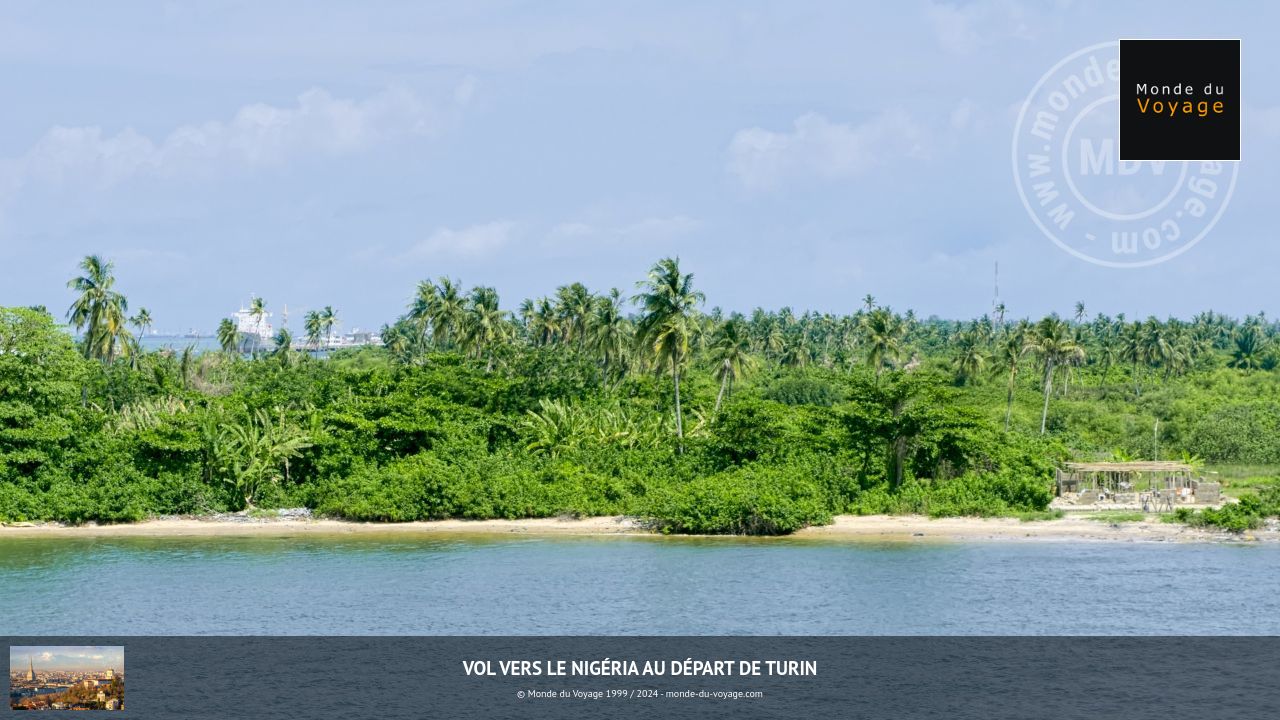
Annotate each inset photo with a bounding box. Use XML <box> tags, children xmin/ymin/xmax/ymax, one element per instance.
<box><xmin>9</xmin><ymin>646</ymin><xmax>124</xmax><ymax>711</ymax></box>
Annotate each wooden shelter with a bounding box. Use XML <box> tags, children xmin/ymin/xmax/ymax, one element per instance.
<box><xmin>1055</xmin><ymin>461</ymin><xmax>1213</xmax><ymax>509</ymax></box>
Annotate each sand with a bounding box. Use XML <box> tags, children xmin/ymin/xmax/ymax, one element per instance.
<box><xmin>0</xmin><ymin>513</ymin><xmax>1273</xmax><ymax>543</ymax></box>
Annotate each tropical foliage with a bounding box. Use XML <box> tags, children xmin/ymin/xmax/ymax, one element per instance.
<box><xmin>4</xmin><ymin>254</ymin><xmax>1280</xmax><ymax>533</ymax></box>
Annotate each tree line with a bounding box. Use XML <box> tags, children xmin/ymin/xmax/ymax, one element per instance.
<box><xmin>8</xmin><ymin>251</ymin><xmax>1275</xmax><ymax>533</ymax></box>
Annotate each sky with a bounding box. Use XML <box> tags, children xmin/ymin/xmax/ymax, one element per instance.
<box><xmin>10</xmin><ymin>646</ymin><xmax>123</xmax><ymax>673</ymax></box>
<box><xmin>0</xmin><ymin>1</ymin><xmax>1277</xmax><ymax>334</ymax></box>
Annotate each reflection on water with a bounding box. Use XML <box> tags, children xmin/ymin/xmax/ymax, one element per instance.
<box><xmin>1</xmin><ymin>535</ymin><xmax>1277</xmax><ymax>635</ymax></box>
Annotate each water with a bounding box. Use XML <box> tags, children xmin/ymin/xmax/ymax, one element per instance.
<box><xmin>1</xmin><ymin>535</ymin><xmax>1277</xmax><ymax>635</ymax></box>
<box><xmin>137</xmin><ymin>336</ymin><xmax>221</xmax><ymax>353</ymax></box>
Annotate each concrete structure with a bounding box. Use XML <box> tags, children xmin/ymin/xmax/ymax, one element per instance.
<box><xmin>1053</xmin><ymin>461</ymin><xmax>1220</xmax><ymax>511</ymax></box>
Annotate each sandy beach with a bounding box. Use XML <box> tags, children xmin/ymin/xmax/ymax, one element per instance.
<box><xmin>0</xmin><ymin>513</ymin><xmax>1274</xmax><ymax>543</ymax></box>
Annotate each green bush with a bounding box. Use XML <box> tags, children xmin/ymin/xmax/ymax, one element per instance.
<box><xmin>848</xmin><ymin>471</ymin><xmax>1053</xmax><ymax>518</ymax></box>
<box><xmin>1176</xmin><ymin>492</ymin><xmax>1278</xmax><ymax>533</ymax></box>
<box><xmin>762</xmin><ymin>376</ymin><xmax>847</xmax><ymax>407</ymax></box>
<box><xmin>314</xmin><ymin>454</ymin><xmax>462</xmax><ymax>521</ymax></box>
<box><xmin>644</xmin><ymin>464</ymin><xmax>832</xmax><ymax>535</ymax></box>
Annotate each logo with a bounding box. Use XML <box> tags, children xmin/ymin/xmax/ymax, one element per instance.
<box><xmin>1119</xmin><ymin>39</ymin><xmax>1240</xmax><ymax>161</ymax></box>
<box><xmin>1012</xmin><ymin>41</ymin><xmax>1238</xmax><ymax>268</ymax></box>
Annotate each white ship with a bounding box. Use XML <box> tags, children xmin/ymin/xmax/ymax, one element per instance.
<box><xmin>233</xmin><ymin>299</ymin><xmax>273</xmax><ymax>348</ymax></box>
<box><xmin>227</xmin><ymin>298</ymin><xmax>381</xmax><ymax>351</ymax></box>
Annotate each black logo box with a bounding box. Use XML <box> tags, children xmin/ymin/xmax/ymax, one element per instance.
<box><xmin>1120</xmin><ymin>39</ymin><xmax>1240</xmax><ymax>161</ymax></box>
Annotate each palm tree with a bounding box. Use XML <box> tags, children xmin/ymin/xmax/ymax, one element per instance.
<box><xmin>709</xmin><ymin>318</ymin><xmax>756</xmax><ymax>413</ymax></box>
<box><xmin>762</xmin><ymin>322</ymin><xmax>785</xmax><ymax>359</ymax></box>
<box><xmin>952</xmin><ymin>329</ymin><xmax>988</xmax><ymax>385</ymax></box>
<box><xmin>130</xmin><ymin>307</ymin><xmax>153</xmax><ymax>337</ymax></box>
<box><xmin>588</xmin><ymin>289</ymin><xmax>629</xmax><ymax>379</ymax></box>
<box><xmin>408</xmin><ymin>279</ymin><xmax>437</xmax><ymax>346</ymax></box>
<box><xmin>1119</xmin><ymin>321</ymin><xmax>1149</xmax><ymax>395</ymax></box>
<box><xmin>431</xmin><ymin>278</ymin><xmax>466</xmax><ymax>348</ymax></box>
<box><xmin>381</xmin><ymin>323</ymin><xmax>411</xmax><ymax>358</ymax></box>
<box><xmin>526</xmin><ymin>297</ymin><xmax>559</xmax><ymax>346</ymax></box>
<box><xmin>997</xmin><ymin>322</ymin><xmax>1028</xmax><ymax>430</ymax></box>
<box><xmin>67</xmin><ymin>254</ymin><xmax>132</xmax><ymax>362</ymax></box>
<box><xmin>633</xmin><ymin>257</ymin><xmax>704</xmax><ymax>447</ymax></box>
<box><xmin>320</xmin><ymin>306</ymin><xmax>338</xmax><ymax>348</ymax></box>
<box><xmin>859</xmin><ymin>307</ymin><xmax>906</xmax><ymax>382</ymax></box>
<box><xmin>248</xmin><ymin>297</ymin><xmax>267</xmax><ymax>353</ymax></box>
<box><xmin>217</xmin><ymin>318</ymin><xmax>241</xmax><ymax>354</ymax></box>
<box><xmin>1025</xmin><ymin>316</ymin><xmax>1084</xmax><ymax>434</ymax></box>
<box><xmin>1094</xmin><ymin>321</ymin><xmax>1120</xmax><ymax>388</ymax></box>
<box><xmin>555</xmin><ymin>282</ymin><xmax>595</xmax><ymax>346</ymax></box>
<box><xmin>1228</xmin><ymin>324</ymin><xmax>1270</xmax><ymax>371</ymax></box>
<box><xmin>303</xmin><ymin>310</ymin><xmax>324</xmax><ymax>351</ymax></box>
<box><xmin>779</xmin><ymin>338</ymin><xmax>810</xmax><ymax>368</ymax></box>
<box><xmin>179</xmin><ymin>345</ymin><xmax>194</xmax><ymax>389</ymax></box>
<box><xmin>462</xmin><ymin>286</ymin><xmax>511</xmax><ymax>370</ymax></box>
<box><xmin>271</xmin><ymin>328</ymin><xmax>296</xmax><ymax>366</ymax></box>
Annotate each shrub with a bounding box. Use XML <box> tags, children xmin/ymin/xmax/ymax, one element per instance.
<box><xmin>1177</xmin><ymin>493</ymin><xmax>1275</xmax><ymax>533</ymax></box>
<box><xmin>644</xmin><ymin>464</ymin><xmax>832</xmax><ymax>535</ymax></box>
<box><xmin>762</xmin><ymin>376</ymin><xmax>847</xmax><ymax>407</ymax></box>
<box><xmin>848</xmin><ymin>471</ymin><xmax>1053</xmax><ymax>518</ymax></box>
<box><xmin>314</xmin><ymin>454</ymin><xmax>459</xmax><ymax>521</ymax></box>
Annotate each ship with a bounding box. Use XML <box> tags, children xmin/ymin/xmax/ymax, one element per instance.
<box><xmin>233</xmin><ymin>298</ymin><xmax>274</xmax><ymax>349</ymax></box>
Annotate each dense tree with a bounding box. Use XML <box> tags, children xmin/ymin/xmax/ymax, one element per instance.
<box><xmin>304</xmin><ymin>310</ymin><xmax>324</xmax><ymax>351</ymax></box>
<box><xmin>9</xmin><ymin>253</ymin><xmax>1280</xmax><ymax>532</ymax></box>
<box><xmin>66</xmin><ymin>255</ymin><xmax>131</xmax><ymax>363</ymax></box>
<box><xmin>217</xmin><ymin>318</ymin><xmax>240</xmax><ymax>354</ymax></box>
<box><xmin>1025</xmin><ymin>316</ymin><xmax>1084</xmax><ymax>434</ymax></box>
<box><xmin>130</xmin><ymin>307</ymin><xmax>153</xmax><ymax>337</ymax></box>
<box><xmin>321</xmin><ymin>306</ymin><xmax>338</xmax><ymax>347</ymax></box>
<box><xmin>248</xmin><ymin>297</ymin><xmax>268</xmax><ymax>353</ymax></box>
<box><xmin>0</xmin><ymin>308</ymin><xmax>87</xmax><ymax>476</ymax></box>
<box><xmin>859</xmin><ymin>307</ymin><xmax>906</xmax><ymax>382</ymax></box>
<box><xmin>709</xmin><ymin>318</ymin><xmax>756</xmax><ymax>414</ymax></box>
<box><xmin>633</xmin><ymin>257</ymin><xmax>704</xmax><ymax>447</ymax></box>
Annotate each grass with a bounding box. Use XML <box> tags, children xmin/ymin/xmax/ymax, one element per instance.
<box><xmin>1011</xmin><ymin>510</ymin><xmax>1064</xmax><ymax>522</ymax></box>
<box><xmin>1203</xmin><ymin>465</ymin><xmax>1280</xmax><ymax>498</ymax></box>
<box><xmin>1084</xmin><ymin>511</ymin><xmax>1149</xmax><ymax>523</ymax></box>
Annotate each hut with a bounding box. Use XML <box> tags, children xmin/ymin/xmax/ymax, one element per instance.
<box><xmin>1055</xmin><ymin>461</ymin><xmax>1217</xmax><ymax>510</ymax></box>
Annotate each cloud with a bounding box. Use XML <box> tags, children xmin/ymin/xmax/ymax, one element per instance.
<box><xmin>925</xmin><ymin>1</ymin><xmax>1040</xmax><ymax>55</ymax></box>
<box><xmin>1247</xmin><ymin>104</ymin><xmax>1280</xmax><ymax>140</ymax></box>
<box><xmin>927</xmin><ymin>2</ymin><xmax>984</xmax><ymax>55</ymax></box>
<box><xmin>405</xmin><ymin>221</ymin><xmax>516</xmax><ymax>260</ymax></box>
<box><xmin>548</xmin><ymin>214</ymin><xmax>699</xmax><ymax>244</ymax></box>
<box><xmin>727</xmin><ymin>111</ymin><xmax>926</xmax><ymax>191</ymax></box>
<box><xmin>2</xmin><ymin>86</ymin><xmax>446</xmax><ymax>196</ymax></box>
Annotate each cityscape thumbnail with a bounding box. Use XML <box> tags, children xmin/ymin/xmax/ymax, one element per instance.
<box><xmin>9</xmin><ymin>646</ymin><xmax>124</xmax><ymax>711</ymax></box>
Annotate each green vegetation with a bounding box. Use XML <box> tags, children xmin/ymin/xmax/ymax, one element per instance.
<box><xmin>1171</xmin><ymin>488</ymin><xmax>1280</xmax><ymax>533</ymax></box>
<box><xmin>1085</xmin><ymin>511</ymin><xmax>1149</xmax><ymax>523</ymax></box>
<box><xmin>4</xmin><ymin>255</ymin><xmax>1280</xmax><ymax>534</ymax></box>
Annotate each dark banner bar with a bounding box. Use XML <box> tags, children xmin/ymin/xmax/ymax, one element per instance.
<box><xmin>6</xmin><ymin>636</ymin><xmax>1279</xmax><ymax>719</ymax></box>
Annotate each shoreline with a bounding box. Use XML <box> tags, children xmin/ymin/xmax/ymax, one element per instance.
<box><xmin>0</xmin><ymin>513</ymin><xmax>1273</xmax><ymax>543</ymax></box>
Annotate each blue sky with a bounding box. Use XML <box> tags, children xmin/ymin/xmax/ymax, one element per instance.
<box><xmin>10</xmin><ymin>646</ymin><xmax>123</xmax><ymax>672</ymax></box>
<box><xmin>0</xmin><ymin>1</ymin><xmax>1276</xmax><ymax>333</ymax></box>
